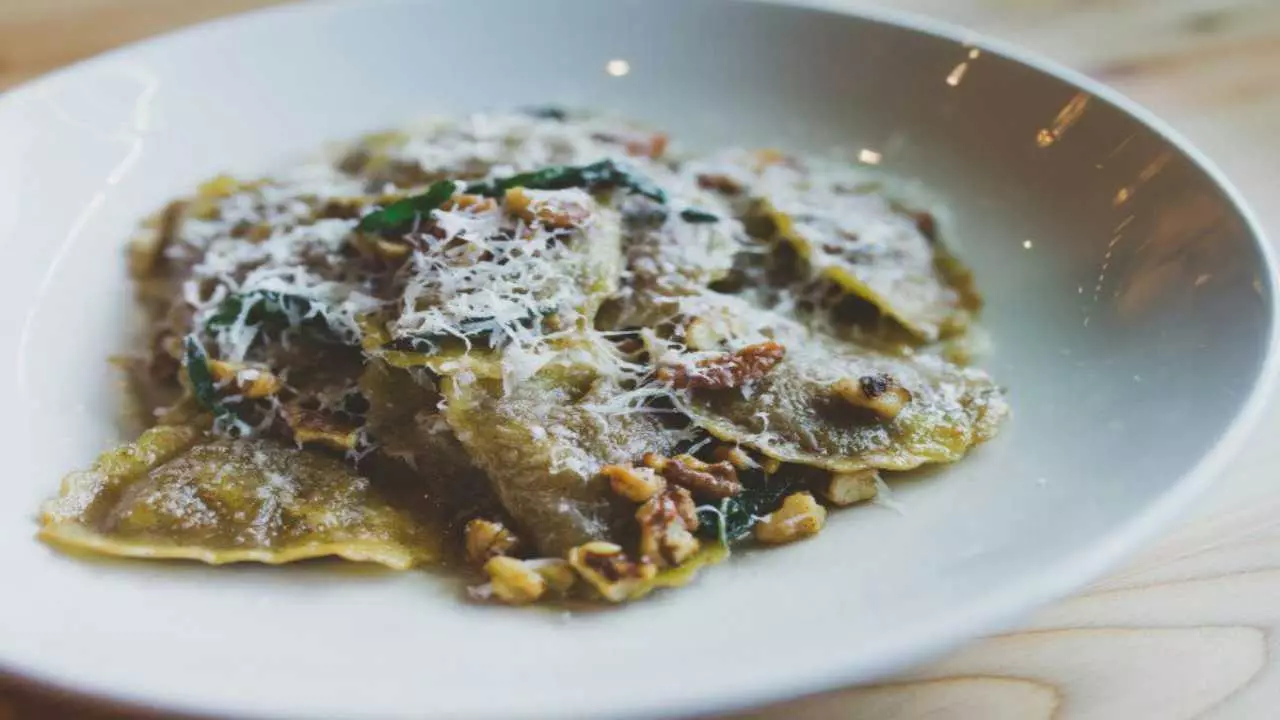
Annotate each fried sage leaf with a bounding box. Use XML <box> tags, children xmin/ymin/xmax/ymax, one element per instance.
<box><xmin>355</xmin><ymin>180</ymin><xmax>457</xmax><ymax>235</ymax></box>
<box><xmin>466</xmin><ymin>159</ymin><xmax>666</xmax><ymax>203</ymax></box>
<box><xmin>39</xmin><ymin>426</ymin><xmax>438</xmax><ymax>568</ymax></box>
<box><xmin>697</xmin><ymin>476</ymin><xmax>801</xmax><ymax>544</ymax></box>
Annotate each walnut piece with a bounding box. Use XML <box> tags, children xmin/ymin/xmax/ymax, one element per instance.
<box><xmin>483</xmin><ymin>556</ymin><xmax>546</xmax><ymax>605</ymax></box>
<box><xmin>600</xmin><ymin>464</ymin><xmax>665</xmax><ymax>503</ymax></box>
<box><xmin>833</xmin><ymin>373</ymin><xmax>913</xmax><ymax>420</ymax></box>
<box><xmin>642</xmin><ymin>453</ymin><xmax>742</xmax><ymax>501</ymax></box>
<box><xmin>567</xmin><ymin>542</ymin><xmax>657</xmax><ymax>603</ymax></box>
<box><xmin>696</xmin><ymin>173</ymin><xmax>744</xmax><ymax>195</ymax></box>
<box><xmin>282</xmin><ymin>405</ymin><xmax>361</xmax><ymax>451</ymax></box>
<box><xmin>822</xmin><ymin>469</ymin><xmax>880</xmax><ymax>507</ymax></box>
<box><xmin>504</xmin><ymin>187</ymin><xmax>591</xmax><ymax>228</ymax></box>
<box><xmin>527</xmin><ymin>558</ymin><xmax>577</xmax><ymax>596</ymax></box>
<box><xmin>464</xmin><ymin>518</ymin><xmax>521</xmax><ymax>565</ymax></box>
<box><xmin>754</xmin><ymin>492</ymin><xmax>827</xmax><ymax>545</ymax></box>
<box><xmin>636</xmin><ymin>486</ymin><xmax>701</xmax><ymax>568</ymax></box>
<box><xmin>207</xmin><ymin>359</ymin><xmax>281</xmax><ymax>399</ymax></box>
<box><xmin>657</xmin><ymin>341</ymin><xmax>786</xmax><ymax>390</ymax></box>
<box><xmin>712</xmin><ymin>445</ymin><xmax>756</xmax><ymax>471</ymax></box>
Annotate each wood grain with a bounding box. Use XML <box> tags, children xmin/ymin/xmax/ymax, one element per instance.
<box><xmin>3</xmin><ymin>1</ymin><xmax>1279</xmax><ymax>718</ymax></box>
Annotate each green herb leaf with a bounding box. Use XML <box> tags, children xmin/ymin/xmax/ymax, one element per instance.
<box><xmin>206</xmin><ymin>290</ymin><xmax>353</xmax><ymax>345</ymax></box>
<box><xmin>696</xmin><ymin>476</ymin><xmax>799</xmax><ymax>544</ymax></box>
<box><xmin>207</xmin><ymin>290</ymin><xmax>313</xmax><ymax>329</ymax></box>
<box><xmin>679</xmin><ymin>208</ymin><xmax>719</xmax><ymax>224</ymax></box>
<box><xmin>183</xmin><ymin>335</ymin><xmax>228</xmax><ymax>417</ymax></box>
<box><xmin>467</xmin><ymin>159</ymin><xmax>667</xmax><ymax>203</ymax></box>
<box><xmin>355</xmin><ymin>180</ymin><xmax>457</xmax><ymax>235</ymax></box>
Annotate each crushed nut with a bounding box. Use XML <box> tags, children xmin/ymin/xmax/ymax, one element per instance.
<box><xmin>567</xmin><ymin>541</ymin><xmax>657</xmax><ymax>603</ymax></box>
<box><xmin>682</xmin><ymin>316</ymin><xmax>727</xmax><ymax>352</ymax></box>
<box><xmin>282</xmin><ymin>405</ymin><xmax>361</xmax><ymax>451</ymax></box>
<box><xmin>712</xmin><ymin>445</ymin><xmax>756</xmax><ymax>471</ymax></box>
<box><xmin>207</xmin><ymin>360</ymin><xmax>281</xmax><ymax>399</ymax></box>
<box><xmin>696</xmin><ymin>173</ymin><xmax>744</xmax><ymax>195</ymax></box>
<box><xmin>822</xmin><ymin>469</ymin><xmax>880</xmax><ymax>507</ymax></box>
<box><xmin>527</xmin><ymin>558</ymin><xmax>577</xmax><ymax>596</ymax></box>
<box><xmin>372</xmin><ymin>238</ymin><xmax>412</xmax><ymax>261</ymax></box>
<box><xmin>504</xmin><ymin>187</ymin><xmax>591</xmax><ymax>228</ymax></box>
<box><xmin>464</xmin><ymin>518</ymin><xmax>521</xmax><ymax>565</ymax></box>
<box><xmin>441</xmin><ymin>193</ymin><xmax>498</xmax><ymax>213</ymax></box>
<box><xmin>626</xmin><ymin>132</ymin><xmax>668</xmax><ymax>159</ymax></box>
<box><xmin>593</xmin><ymin>131</ymin><xmax>668</xmax><ymax>159</ymax></box>
<box><xmin>754</xmin><ymin>492</ymin><xmax>827</xmax><ymax>545</ymax></box>
<box><xmin>637</xmin><ymin>486</ymin><xmax>701</xmax><ymax>568</ymax></box>
<box><xmin>833</xmin><ymin>374</ymin><xmax>913</xmax><ymax>420</ymax></box>
<box><xmin>912</xmin><ymin>210</ymin><xmax>937</xmax><ymax>242</ymax></box>
<box><xmin>483</xmin><ymin>556</ymin><xmax>546</xmax><ymax>605</ymax></box>
<box><xmin>656</xmin><ymin>341</ymin><xmax>786</xmax><ymax>390</ymax></box>
<box><xmin>601</xmin><ymin>464</ymin><xmax>665</xmax><ymax>503</ymax></box>
<box><xmin>643</xmin><ymin>453</ymin><xmax>742</xmax><ymax>500</ymax></box>
<box><xmin>753</xmin><ymin>149</ymin><xmax>790</xmax><ymax>169</ymax></box>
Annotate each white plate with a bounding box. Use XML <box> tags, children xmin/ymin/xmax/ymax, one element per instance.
<box><xmin>0</xmin><ymin>1</ymin><xmax>1275</xmax><ymax>718</ymax></box>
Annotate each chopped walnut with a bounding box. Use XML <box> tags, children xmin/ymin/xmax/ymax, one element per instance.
<box><xmin>600</xmin><ymin>464</ymin><xmax>665</xmax><ymax>503</ymax></box>
<box><xmin>282</xmin><ymin>405</ymin><xmax>361</xmax><ymax>451</ymax></box>
<box><xmin>464</xmin><ymin>518</ymin><xmax>521</xmax><ymax>565</ymax></box>
<box><xmin>682</xmin><ymin>317</ymin><xmax>719</xmax><ymax>352</ymax></box>
<box><xmin>592</xmin><ymin>131</ymin><xmax>668</xmax><ymax>159</ymax></box>
<box><xmin>821</xmin><ymin>469</ymin><xmax>880</xmax><ymax>507</ymax></box>
<box><xmin>504</xmin><ymin>187</ymin><xmax>591</xmax><ymax>228</ymax></box>
<box><xmin>625</xmin><ymin>132</ymin><xmax>668</xmax><ymax>159</ymax></box>
<box><xmin>754</xmin><ymin>492</ymin><xmax>827</xmax><ymax>545</ymax></box>
<box><xmin>207</xmin><ymin>360</ymin><xmax>281</xmax><ymax>399</ymax></box>
<box><xmin>833</xmin><ymin>374</ymin><xmax>912</xmax><ymax>420</ymax></box>
<box><xmin>912</xmin><ymin>211</ymin><xmax>937</xmax><ymax>242</ymax></box>
<box><xmin>696</xmin><ymin>173</ymin><xmax>744</xmax><ymax>195</ymax></box>
<box><xmin>753</xmin><ymin>149</ymin><xmax>790</xmax><ymax>169</ymax></box>
<box><xmin>712</xmin><ymin>445</ymin><xmax>756</xmax><ymax>471</ymax></box>
<box><xmin>483</xmin><ymin>556</ymin><xmax>546</xmax><ymax>605</ymax></box>
<box><xmin>371</xmin><ymin>238</ymin><xmax>412</xmax><ymax>261</ymax></box>
<box><xmin>636</xmin><ymin>486</ymin><xmax>701</xmax><ymax>568</ymax></box>
<box><xmin>441</xmin><ymin>193</ymin><xmax>498</xmax><ymax>214</ymax></box>
<box><xmin>527</xmin><ymin>558</ymin><xmax>577</xmax><ymax>596</ymax></box>
<box><xmin>656</xmin><ymin>341</ymin><xmax>786</xmax><ymax>390</ymax></box>
<box><xmin>643</xmin><ymin>453</ymin><xmax>742</xmax><ymax>501</ymax></box>
<box><xmin>567</xmin><ymin>542</ymin><xmax>657</xmax><ymax>603</ymax></box>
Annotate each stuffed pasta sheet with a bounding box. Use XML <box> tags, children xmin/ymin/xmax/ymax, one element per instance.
<box><xmin>39</xmin><ymin>110</ymin><xmax>1008</xmax><ymax>605</ymax></box>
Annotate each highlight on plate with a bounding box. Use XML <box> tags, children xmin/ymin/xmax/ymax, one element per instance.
<box><xmin>37</xmin><ymin>109</ymin><xmax>1008</xmax><ymax>605</ymax></box>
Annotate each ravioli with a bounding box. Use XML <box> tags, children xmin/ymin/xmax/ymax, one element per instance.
<box><xmin>651</xmin><ymin>294</ymin><xmax>1005</xmax><ymax>472</ymax></box>
<box><xmin>40</xmin><ymin>426</ymin><xmax>438</xmax><ymax>568</ymax></box>
<box><xmin>443</xmin><ymin>340</ymin><xmax>680</xmax><ymax>556</ymax></box>
<box><xmin>337</xmin><ymin>111</ymin><xmax>672</xmax><ymax>190</ymax></box>
<box><xmin>42</xmin><ymin>109</ymin><xmax>1009</xmax><ymax>606</ymax></box>
<box><xmin>678</xmin><ymin>346</ymin><xmax>1006</xmax><ymax>472</ymax></box>
<box><xmin>358</xmin><ymin>359</ymin><xmax>490</xmax><ymax>492</ymax></box>
<box><xmin>599</xmin><ymin>180</ymin><xmax>745</xmax><ymax>329</ymax></box>
<box><xmin>687</xmin><ymin>151</ymin><xmax>976</xmax><ymax>342</ymax></box>
<box><xmin>376</xmin><ymin>187</ymin><xmax>624</xmax><ymax>367</ymax></box>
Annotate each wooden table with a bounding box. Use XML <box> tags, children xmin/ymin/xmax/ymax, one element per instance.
<box><xmin>3</xmin><ymin>1</ymin><xmax>1278</xmax><ymax>717</ymax></box>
